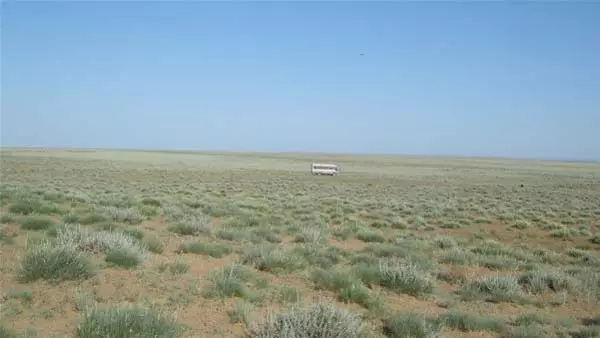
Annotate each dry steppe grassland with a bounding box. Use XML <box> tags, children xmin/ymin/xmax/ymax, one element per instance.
<box><xmin>0</xmin><ymin>148</ymin><xmax>599</xmax><ymax>338</ymax></box>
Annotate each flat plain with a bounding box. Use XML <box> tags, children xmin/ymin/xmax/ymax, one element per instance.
<box><xmin>1</xmin><ymin>148</ymin><xmax>599</xmax><ymax>338</ymax></box>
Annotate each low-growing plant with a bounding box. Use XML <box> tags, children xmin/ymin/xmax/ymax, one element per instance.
<box><xmin>378</xmin><ymin>259</ymin><xmax>435</xmax><ymax>297</ymax></box>
<box><xmin>168</xmin><ymin>214</ymin><xmax>212</xmax><ymax>236</ymax></box>
<box><xmin>145</xmin><ymin>236</ymin><xmax>164</xmax><ymax>254</ymax></box>
<box><xmin>177</xmin><ymin>241</ymin><xmax>232</xmax><ymax>258</ymax></box>
<box><xmin>294</xmin><ymin>226</ymin><xmax>326</xmax><ymax>244</ymax></box>
<box><xmin>76</xmin><ymin>306</ymin><xmax>184</xmax><ymax>338</ymax></box>
<box><xmin>205</xmin><ymin>264</ymin><xmax>253</xmax><ymax>299</ymax></box>
<box><xmin>311</xmin><ymin>268</ymin><xmax>381</xmax><ymax>310</ymax></box>
<box><xmin>20</xmin><ymin>215</ymin><xmax>56</xmax><ymax>231</ymax></box>
<box><xmin>17</xmin><ymin>241</ymin><xmax>94</xmax><ymax>283</ymax></box>
<box><xmin>105</xmin><ymin>247</ymin><xmax>143</xmax><ymax>268</ymax></box>
<box><xmin>461</xmin><ymin>275</ymin><xmax>524</xmax><ymax>303</ymax></box>
<box><xmin>356</xmin><ymin>229</ymin><xmax>386</xmax><ymax>243</ymax></box>
<box><xmin>436</xmin><ymin>312</ymin><xmax>505</xmax><ymax>333</ymax></box>
<box><xmin>383</xmin><ymin>312</ymin><xmax>442</xmax><ymax>338</ymax></box>
<box><xmin>246</xmin><ymin>303</ymin><xmax>365</xmax><ymax>338</ymax></box>
<box><xmin>518</xmin><ymin>270</ymin><xmax>576</xmax><ymax>294</ymax></box>
<box><xmin>228</xmin><ymin>300</ymin><xmax>253</xmax><ymax>326</ymax></box>
<box><xmin>239</xmin><ymin>245</ymin><xmax>304</xmax><ymax>274</ymax></box>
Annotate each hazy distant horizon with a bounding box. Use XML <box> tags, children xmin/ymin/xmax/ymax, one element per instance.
<box><xmin>2</xmin><ymin>146</ymin><xmax>598</xmax><ymax>164</ymax></box>
<box><xmin>2</xmin><ymin>2</ymin><xmax>599</xmax><ymax>161</ymax></box>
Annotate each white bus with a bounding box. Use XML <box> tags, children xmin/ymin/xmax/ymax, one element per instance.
<box><xmin>311</xmin><ymin>163</ymin><xmax>340</xmax><ymax>176</ymax></box>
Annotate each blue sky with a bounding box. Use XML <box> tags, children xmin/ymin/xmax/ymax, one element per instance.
<box><xmin>2</xmin><ymin>2</ymin><xmax>599</xmax><ymax>160</ymax></box>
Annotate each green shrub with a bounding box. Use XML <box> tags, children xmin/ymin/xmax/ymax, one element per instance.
<box><xmin>177</xmin><ymin>242</ymin><xmax>231</xmax><ymax>258</ymax></box>
<box><xmin>76</xmin><ymin>306</ymin><xmax>183</xmax><ymax>338</ymax></box>
<box><xmin>205</xmin><ymin>264</ymin><xmax>252</xmax><ymax>299</ymax></box>
<box><xmin>378</xmin><ymin>260</ymin><xmax>435</xmax><ymax>297</ymax></box>
<box><xmin>239</xmin><ymin>245</ymin><xmax>304</xmax><ymax>274</ymax></box>
<box><xmin>20</xmin><ymin>215</ymin><xmax>56</xmax><ymax>230</ymax></box>
<box><xmin>102</xmin><ymin>207</ymin><xmax>143</xmax><ymax>225</ymax></box>
<box><xmin>246</xmin><ymin>303</ymin><xmax>365</xmax><ymax>338</ymax></box>
<box><xmin>518</xmin><ymin>270</ymin><xmax>575</xmax><ymax>294</ymax></box>
<box><xmin>461</xmin><ymin>275</ymin><xmax>524</xmax><ymax>303</ymax></box>
<box><xmin>105</xmin><ymin>247</ymin><xmax>143</xmax><ymax>268</ymax></box>
<box><xmin>145</xmin><ymin>236</ymin><xmax>164</xmax><ymax>254</ymax></box>
<box><xmin>356</xmin><ymin>230</ymin><xmax>386</xmax><ymax>243</ymax></box>
<box><xmin>168</xmin><ymin>215</ymin><xmax>212</xmax><ymax>236</ymax></box>
<box><xmin>311</xmin><ymin>268</ymin><xmax>380</xmax><ymax>310</ymax></box>
<box><xmin>436</xmin><ymin>312</ymin><xmax>504</xmax><ymax>332</ymax></box>
<box><xmin>17</xmin><ymin>241</ymin><xmax>94</xmax><ymax>283</ymax></box>
<box><xmin>383</xmin><ymin>312</ymin><xmax>441</xmax><ymax>338</ymax></box>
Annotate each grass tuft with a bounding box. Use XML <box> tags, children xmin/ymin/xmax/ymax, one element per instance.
<box><xmin>177</xmin><ymin>241</ymin><xmax>232</xmax><ymax>258</ymax></box>
<box><xmin>76</xmin><ymin>306</ymin><xmax>184</xmax><ymax>338</ymax></box>
<box><xmin>246</xmin><ymin>303</ymin><xmax>365</xmax><ymax>338</ymax></box>
<box><xmin>17</xmin><ymin>241</ymin><xmax>94</xmax><ymax>283</ymax></box>
<box><xmin>20</xmin><ymin>215</ymin><xmax>56</xmax><ymax>231</ymax></box>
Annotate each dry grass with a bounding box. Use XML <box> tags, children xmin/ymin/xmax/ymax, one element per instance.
<box><xmin>0</xmin><ymin>148</ymin><xmax>599</xmax><ymax>337</ymax></box>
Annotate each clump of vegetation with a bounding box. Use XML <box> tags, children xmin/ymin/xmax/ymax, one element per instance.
<box><xmin>205</xmin><ymin>264</ymin><xmax>253</xmax><ymax>299</ymax></box>
<box><xmin>105</xmin><ymin>247</ymin><xmax>144</xmax><ymax>268</ymax></box>
<box><xmin>168</xmin><ymin>214</ymin><xmax>212</xmax><ymax>236</ymax></box>
<box><xmin>19</xmin><ymin>215</ymin><xmax>56</xmax><ymax>230</ymax></box>
<box><xmin>177</xmin><ymin>241</ymin><xmax>232</xmax><ymax>258</ymax></box>
<box><xmin>17</xmin><ymin>241</ymin><xmax>94</xmax><ymax>283</ymax></box>
<box><xmin>311</xmin><ymin>268</ymin><xmax>381</xmax><ymax>310</ymax></box>
<box><xmin>246</xmin><ymin>303</ymin><xmax>365</xmax><ymax>338</ymax></box>
<box><xmin>239</xmin><ymin>245</ymin><xmax>304</xmax><ymax>274</ymax></box>
<box><xmin>377</xmin><ymin>259</ymin><xmax>435</xmax><ymax>297</ymax></box>
<box><xmin>461</xmin><ymin>275</ymin><xmax>524</xmax><ymax>303</ymax></box>
<box><xmin>356</xmin><ymin>229</ymin><xmax>386</xmax><ymax>243</ymax></box>
<box><xmin>383</xmin><ymin>312</ymin><xmax>442</xmax><ymax>338</ymax></box>
<box><xmin>101</xmin><ymin>206</ymin><xmax>143</xmax><ymax>225</ymax></box>
<box><xmin>294</xmin><ymin>226</ymin><xmax>326</xmax><ymax>244</ymax></box>
<box><xmin>518</xmin><ymin>270</ymin><xmax>576</xmax><ymax>294</ymax></box>
<box><xmin>145</xmin><ymin>236</ymin><xmax>164</xmax><ymax>253</ymax></box>
<box><xmin>76</xmin><ymin>306</ymin><xmax>184</xmax><ymax>338</ymax></box>
<box><xmin>436</xmin><ymin>312</ymin><xmax>505</xmax><ymax>332</ymax></box>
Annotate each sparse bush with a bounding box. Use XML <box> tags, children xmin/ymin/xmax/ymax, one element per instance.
<box><xmin>246</xmin><ymin>303</ymin><xmax>365</xmax><ymax>338</ymax></box>
<box><xmin>1</xmin><ymin>214</ymin><xmax>17</xmax><ymax>223</ymax></box>
<box><xmin>76</xmin><ymin>306</ymin><xmax>183</xmax><ymax>338</ymax></box>
<box><xmin>168</xmin><ymin>214</ymin><xmax>212</xmax><ymax>236</ymax></box>
<box><xmin>518</xmin><ymin>270</ymin><xmax>576</xmax><ymax>294</ymax></box>
<box><xmin>239</xmin><ymin>245</ymin><xmax>304</xmax><ymax>273</ymax></box>
<box><xmin>311</xmin><ymin>268</ymin><xmax>380</xmax><ymax>310</ymax></box>
<box><xmin>433</xmin><ymin>236</ymin><xmax>458</xmax><ymax>249</ymax></box>
<box><xmin>105</xmin><ymin>247</ymin><xmax>143</xmax><ymax>268</ymax></box>
<box><xmin>513</xmin><ymin>313</ymin><xmax>550</xmax><ymax>326</ymax></box>
<box><xmin>205</xmin><ymin>264</ymin><xmax>252</xmax><ymax>299</ymax></box>
<box><xmin>436</xmin><ymin>312</ymin><xmax>505</xmax><ymax>332</ymax></box>
<box><xmin>383</xmin><ymin>312</ymin><xmax>442</xmax><ymax>338</ymax></box>
<box><xmin>294</xmin><ymin>226</ymin><xmax>326</xmax><ymax>244</ymax></box>
<box><xmin>79</xmin><ymin>213</ymin><xmax>110</xmax><ymax>225</ymax></box>
<box><xmin>102</xmin><ymin>206</ymin><xmax>143</xmax><ymax>225</ymax></box>
<box><xmin>56</xmin><ymin>224</ymin><xmax>146</xmax><ymax>260</ymax></box>
<box><xmin>378</xmin><ymin>259</ymin><xmax>435</xmax><ymax>297</ymax></box>
<box><xmin>461</xmin><ymin>275</ymin><xmax>524</xmax><ymax>303</ymax></box>
<box><xmin>159</xmin><ymin>260</ymin><xmax>189</xmax><ymax>275</ymax></box>
<box><xmin>217</xmin><ymin>229</ymin><xmax>246</xmax><ymax>241</ymax></box>
<box><xmin>145</xmin><ymin>236</ymin><xmax>164</xmax><ymax>253</ymax></box>
<box><xmin>438</xmin><ymin>248</ymin><xmax>475</xmax><ymax>266</ymax></box>
<box><xmin>178</xmin><ymin>241</ymin><xmax>232</xmax><ymax>258</ymax></box>
<box><xmin>20</xmin><ymin>215</ymin><xmax>56</xmax><ymax>230</ymax></box>
<box><xmin>356</xmin><ymin>229</ymin><xmax>386</xmax><ymax>243</ymax></box>
<box><xmin>228</xmin><ymin>300</ymin><xmax>253</xmax><ymax>325</ymax></box>
<box><xmin>17</xmin><ymin>241</ymin><xmax>94</xmax><ymax>283</ymax></box>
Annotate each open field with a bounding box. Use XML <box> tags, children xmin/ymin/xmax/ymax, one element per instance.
<box><xmin>1</xmin><ymin>148</ymin><xmax>599</xmax><ymax>338</ymax></box>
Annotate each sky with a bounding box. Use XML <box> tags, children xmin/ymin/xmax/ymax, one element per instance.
<box><xmin>1</xmin><ymin>2</ymin><xmax>599</xmax><ymax>161</ymax></box>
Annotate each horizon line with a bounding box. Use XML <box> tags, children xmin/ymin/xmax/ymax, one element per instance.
<box><xmin>1</xmin><ymin>145</ymin><xmax>598</xmax><ymax>164</ymax></box>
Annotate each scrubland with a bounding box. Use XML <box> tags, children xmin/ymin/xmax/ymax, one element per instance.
<box><xmin>0</xmin><ymin>148</ymin><xmax>599</xmax><ymax>338</ymax></box>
